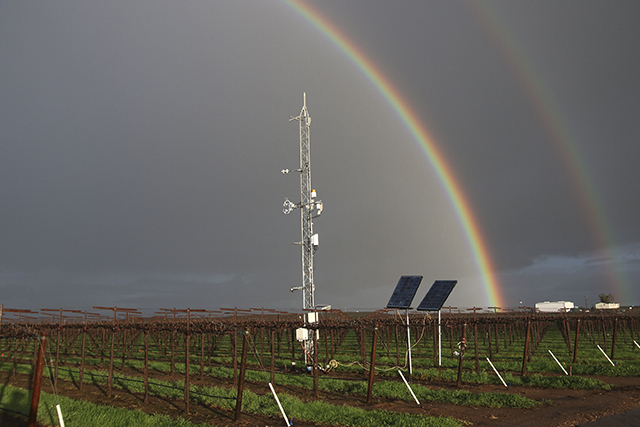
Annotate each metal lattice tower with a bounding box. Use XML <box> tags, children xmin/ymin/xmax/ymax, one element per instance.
<box><xmin>282</xmin><ymin>93</ymin><xmax>323</xmax><ymax>311</ymax></box>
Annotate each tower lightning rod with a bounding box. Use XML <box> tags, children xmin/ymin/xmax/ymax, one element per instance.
<box><xmin>282</xmin><ymin>93</ymin><xmax>323</xmax><ymax>311</ymax></box>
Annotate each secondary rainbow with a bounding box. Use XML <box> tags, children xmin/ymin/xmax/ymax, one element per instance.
<box><xmin>470</xmin><ymin>3</ymin><xmax>632</xmax><ymax>305</ymax></box>
<box><xmin>283</xmin><ymin>0</ymin><xmax>506</xmax><ymax>308</ymax></box>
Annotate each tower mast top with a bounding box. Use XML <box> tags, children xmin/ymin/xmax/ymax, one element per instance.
<box><xmin>282</xmin><ymin>93</ymin><xmax>323</xmax><ymax>311</ymax></box>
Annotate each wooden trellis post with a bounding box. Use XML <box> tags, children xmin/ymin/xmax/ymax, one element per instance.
<box><xmin>521</xmin><ymin>320</ymin><xmax>531</xmax><ymax>376</ymax></box>
<box><xmin>457</xmin><ymin>323</ymin><xmax>467</xmax><ymax>387</ymax></box>
<box><xmin>234</xmin><ymin>331</ymin><xmax>250</xmax><ymax>421</ymax></box>
<box><xmin>79</xmin><ymin>324</ymin><xmax>87</xmax><ymax>392</ymax></box>
<box><xmin>144</xmin><ymin>329</ymin><xmax>150</xmax><ymax>404</ymax></box>
<box><xmin>611</xmin><ymin>317</ymin><xmax>618</xmax><ymax>359</ymax></box>
<box><xmin>28</xmin><ymin>334</ymin><xmax>47</xmax><ymax>427</ymax></box>
<box><xmin>366</xmin><ymin>326</ymin><xmax>378</xmax><ymax>404</ymax></box>
<box><xmin>271</xmin><ymin>329</ymin><xmax>276</xmax><ymax>384</ymax></box>
<box><xmin>572</xmin><ymin>319</ymin><xmax>581</xmax><ymax>364</ymax></box>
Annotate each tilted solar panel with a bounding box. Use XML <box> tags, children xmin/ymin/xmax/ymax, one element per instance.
<box><xmin>386</xmin><ymin>276</ymin><xmax>423</xmax><ymax>309</ymax></box>
<box><xmin>417</xmin><ymin>280</ymin><xmax>457</xmax><ymax>311</ymax></box>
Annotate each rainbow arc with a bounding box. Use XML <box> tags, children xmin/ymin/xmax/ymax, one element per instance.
<box><xmin>284</xmin><ymin>0</ymin><xmax>506</xmax><ymax>308</ymax></box>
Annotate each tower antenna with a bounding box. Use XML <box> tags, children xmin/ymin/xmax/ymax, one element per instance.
<box><xmin>282</xmin><ymin>93</ymin><xmax>324</xmax><ymax>360</ymax></box>
<box><xmin>282</xmin><ymin>93</ymin><xmax>323</xmax><ymax>310</ymax></box>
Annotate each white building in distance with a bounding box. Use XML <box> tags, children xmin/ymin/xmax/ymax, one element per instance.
<box><xmin>535</xmin><ymin>301</ymin><xmax>575</xmax><ymax>312</ymax></box>
<box><xmin>595</xmin><ymin>302</ymin><xmax>620</xmax><ymax>310</ymax></box>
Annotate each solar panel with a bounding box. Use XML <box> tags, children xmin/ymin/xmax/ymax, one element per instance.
<box><xmin>386</xmin><ymin>276</ymin><xmax>423</xmax><ymax>309</ymax></box>
<box><xmin>417</xmin><ymin>280</ymin><xmax>457</xmax><ymax>311</ymax></box>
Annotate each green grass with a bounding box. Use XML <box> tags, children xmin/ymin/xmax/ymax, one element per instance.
<box><xmin>0</xmin><ymin>383</ymin><xmax>212</xmax><ymax>427</ymax></box>
<box><xmin>99</xmin><ymin>370</ymin><xmax>464</xmax><ymax>427</ymax></box>
<box><xmin>200</xmin><ymin>365</ymin><xmax>542</xmax><ymax>408</ymax></box>
<box><xmin>411</xmin><ymin>366</ymin><xmax>611</xmax><ymax>389</ymax></box>
<box><xmin>1</xmin><ymin>364</ymin><xmax>464</xmax><ymax>427</ymax></box>
<box><xmin>83</xmin><ymin>362</ymin><xmax>539</xmax><ymax>408</ymax></box>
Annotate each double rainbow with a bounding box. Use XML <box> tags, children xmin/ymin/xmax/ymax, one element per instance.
<box><xmin>284</xmin><ymin>0</ymin><xmax>506</xmax><ymax>308</ymax></box>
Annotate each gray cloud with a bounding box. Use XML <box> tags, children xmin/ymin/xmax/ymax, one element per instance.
<box><xmin>1</xmin><ymin>0</ymin><xmax>639</xmax><ymax>312</ymax></box>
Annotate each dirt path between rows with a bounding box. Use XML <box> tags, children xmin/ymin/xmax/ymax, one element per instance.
<box><xmin>2</xmin><ymin>369</ymin><xmax>640</xmax><ymax>427</ymax></box>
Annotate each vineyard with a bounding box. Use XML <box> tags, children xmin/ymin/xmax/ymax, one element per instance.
<box><xmin>1</xmin><ymin>307</ymin><xmax>640</xmax><ymax>427</ymax></box>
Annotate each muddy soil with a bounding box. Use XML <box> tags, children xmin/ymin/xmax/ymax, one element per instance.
<box><xmin>2</xmin><ymin>368</ymin><xmax>640</xmax><ymax>427</ymax></box>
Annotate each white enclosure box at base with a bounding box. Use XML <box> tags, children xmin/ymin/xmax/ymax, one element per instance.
<box><xmin>296</xmin><ymin>328</ymin><xmax>310</xmax><ymax>342</ymax></box>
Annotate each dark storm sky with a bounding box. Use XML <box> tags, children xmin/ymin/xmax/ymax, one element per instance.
<box><xmin>1</xmin><ymin>0</ymin><xmax>639</xmax><ymax>312</ymax></box>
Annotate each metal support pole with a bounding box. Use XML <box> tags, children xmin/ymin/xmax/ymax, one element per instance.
<box><xmin>438</xmin><ymin>310</ymin><xmax>442</xmax><ymax>366</ymax></box>
<box><xmin>432</xmin><ymin>323</ymin><xmax>438</xmax><ymax>367</ymax></box>
<box><xmin>548</xmin><ymin>349</ymin><xmax>568</xmax><ymax>375</ymax></box>
<box><xmin>398</xmin><ymin>370</ymin><xmax>420</xmax><ymax>405</ymax></box>
<box><xmin>406</xmin><ymin>310</ymin><xmax>412</xmax><ymax>376</ymax></box>
<box><xmin>269</xmin><ymin>383</ymin><xmax>291</xmax><ymax>427</ymax></box>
